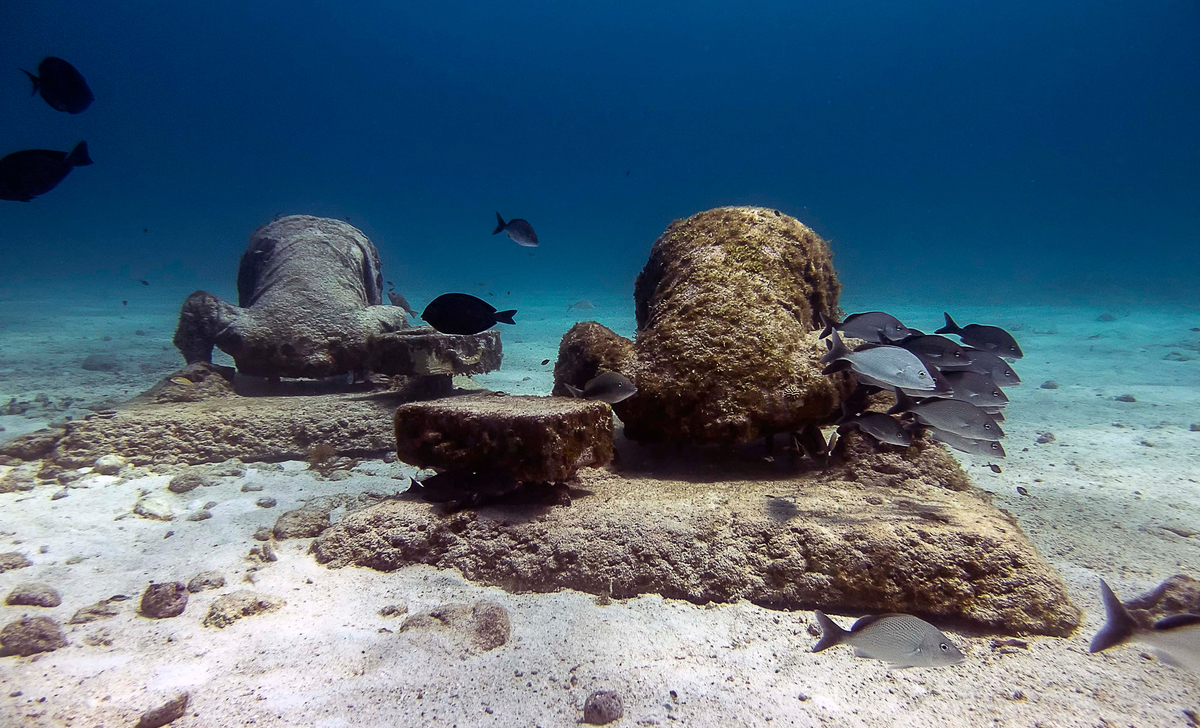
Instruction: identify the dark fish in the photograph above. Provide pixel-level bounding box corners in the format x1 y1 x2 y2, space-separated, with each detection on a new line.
143 228 149 233
493 212 539 247
988 464 1002 473
564 371 638 404
0 141 92 201
540 359 550 366
819 311 915 344
822 331 937 392
836 408 911 447
926 427 1006 457
936 313 1023 359
21 57 94 114
121 300 128 306
890 390 1004 441
813 611 965 668
899 335 970 367
941 370 1009 408
1090 579 1200 673
138 279 149 286
421 293 516 335
387 290 418 318
958 348 1021 386
567 300 594 312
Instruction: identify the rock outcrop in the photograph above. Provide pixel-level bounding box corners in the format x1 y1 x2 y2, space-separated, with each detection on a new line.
555 206 849 446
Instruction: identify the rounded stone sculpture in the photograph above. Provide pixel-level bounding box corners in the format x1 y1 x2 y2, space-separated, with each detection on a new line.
173 215 409 378
555 206 848 446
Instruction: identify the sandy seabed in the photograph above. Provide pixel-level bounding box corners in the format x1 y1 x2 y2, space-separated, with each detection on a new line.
0 287 1198 727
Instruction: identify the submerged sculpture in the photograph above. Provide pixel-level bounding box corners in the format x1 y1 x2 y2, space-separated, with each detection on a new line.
173 215 410 378
556 206 849 446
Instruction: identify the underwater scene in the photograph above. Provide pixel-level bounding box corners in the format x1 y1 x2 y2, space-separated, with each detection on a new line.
1 1 1199 726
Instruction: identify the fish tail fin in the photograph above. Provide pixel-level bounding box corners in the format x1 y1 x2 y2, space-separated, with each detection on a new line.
66 141 92 167
564 383 582 398
493 309 517 325
566 303 574 311
935 312 961 336
819 330 850 365
818 311 838 338
1089 579 1138 653
887 387 914 415
492 212 506 235
812 611 846 653
20 68 39 95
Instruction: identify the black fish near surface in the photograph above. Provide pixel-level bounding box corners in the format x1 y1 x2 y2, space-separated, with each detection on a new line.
421 293 516 335
21 57 94 114
0 141 92 201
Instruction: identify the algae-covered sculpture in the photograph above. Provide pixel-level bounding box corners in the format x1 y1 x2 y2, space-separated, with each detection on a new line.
555 206 850 446
173 215 410 378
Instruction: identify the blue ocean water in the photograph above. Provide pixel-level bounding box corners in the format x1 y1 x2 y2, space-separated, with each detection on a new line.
2 1 1197 307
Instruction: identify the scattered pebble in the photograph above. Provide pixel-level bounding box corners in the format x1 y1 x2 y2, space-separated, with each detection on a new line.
273 507 331 539
68 599 121 624
1114 394 1137 403
186 510 212 522
1191 424 1200 432
0 553 31 573
1036 432 1056 444
379 604 408 617
4 582 62 607
253 526 272 541
582 690 624 725
135 691 189 728
134 496 174 521
1040 380 1058 390
168 472 212 493
50 489 68 500
139 582 188 619
0 616 66 656
93 454 125 475
187 571 227 593
1016 486 1030 496
202 590 284 629
241 482 264 492
255 497 277 509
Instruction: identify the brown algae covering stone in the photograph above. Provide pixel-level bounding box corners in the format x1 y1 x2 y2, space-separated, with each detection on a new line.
0 615 66 656
583 690 624 725
273 507 332 539
139 582 188 619
314 439 1078 636
555 206 849 446
203 590 284 628
394 393 614 483
135 691 189 728
4 582 62 607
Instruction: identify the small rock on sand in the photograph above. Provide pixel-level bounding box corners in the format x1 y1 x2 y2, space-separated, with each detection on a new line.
273 507 331 539
139 582 188 619
187 570 226 593
135 691 189 728
1036 432 1056 444
93 454 125 475
583 690 624 725
241 482 264 492
1040 380 1058 390
0 616 66 656
400 601 510 652
167 472 212 493
1115 394 1137 402
202 590 283 629
4 582 61 607
253 526 272 541
68 599 121 624
0 553 31 573
134 496 174 521
81 354 121 373
255 497 277 508
186 510 212 522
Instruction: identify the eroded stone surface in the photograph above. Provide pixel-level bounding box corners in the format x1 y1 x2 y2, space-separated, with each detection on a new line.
399 601 510 652
203 590 284 628
394 393 613 483
0 616 66 656
314 438 1077 635
367 329 503 376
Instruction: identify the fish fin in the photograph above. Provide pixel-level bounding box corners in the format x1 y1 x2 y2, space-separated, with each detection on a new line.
821 360 851 375
493 309 516 325
563 383 582 398
1089 579 1138 653
886 388 914 415
20 68 39 95
492 212 506 235
1152 613 1200 630
66 141 92 167
812 611 846 653
836 401 851 424
934 312 961 336
819 329 850 365
818 311 837 338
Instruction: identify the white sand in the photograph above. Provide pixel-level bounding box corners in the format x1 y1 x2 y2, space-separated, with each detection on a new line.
1 289 1198 726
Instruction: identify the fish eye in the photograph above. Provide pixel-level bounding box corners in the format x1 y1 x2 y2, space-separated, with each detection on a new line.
984 424 992 430
918 371 927 378
940 643 948 651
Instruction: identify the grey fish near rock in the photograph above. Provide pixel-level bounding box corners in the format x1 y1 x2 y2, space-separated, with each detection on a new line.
819 311 915 344
22 57 94 114
836 408 911 447
941 370 1009 408
889 390 1004 441
957 348 1022 386
0 141 92 202
925 427 1007 457
812 611 965 669
421 293 516 335
898 334 970 367
564 371 638 404
1090 579 1200 673
936 313 1023 359
821 331 937 392
386 288 418 319
493 212 539 247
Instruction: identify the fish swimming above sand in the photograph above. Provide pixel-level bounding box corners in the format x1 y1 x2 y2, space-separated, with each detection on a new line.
836 407 911 447
0 141 92 201
898 334 970 367
493 213 539 247
1090 579 1200 673
821 331 937 392
819 311 915 344
941 370 1009 408
812 611 965 669
564 371 638 404
567 300 594 312
936 313 1023 359
21 57 94 114
957 348 1021 386
421 293 516 335
924 427 1007 457
889 389 1005 441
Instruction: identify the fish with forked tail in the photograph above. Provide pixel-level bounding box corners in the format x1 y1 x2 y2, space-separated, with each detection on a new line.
936 313 1023 359
421 293 516 335
812 611 965 669
493 212 539 247
1090 578 1200 673
22 57 94 114
0 141 92 201
564 371 637 404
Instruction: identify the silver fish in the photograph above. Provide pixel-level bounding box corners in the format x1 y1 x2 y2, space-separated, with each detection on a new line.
820 311 915 344
958 348 1021 386
926 427 1006 457
889 390 1004 441
941 370 1009 408
821 331 937 392
936 313 1023 359
1090 579 1200 673
493 212 539 247
564 371 637 404
836 410 911 447
898 334 970 367
813 611 965 669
